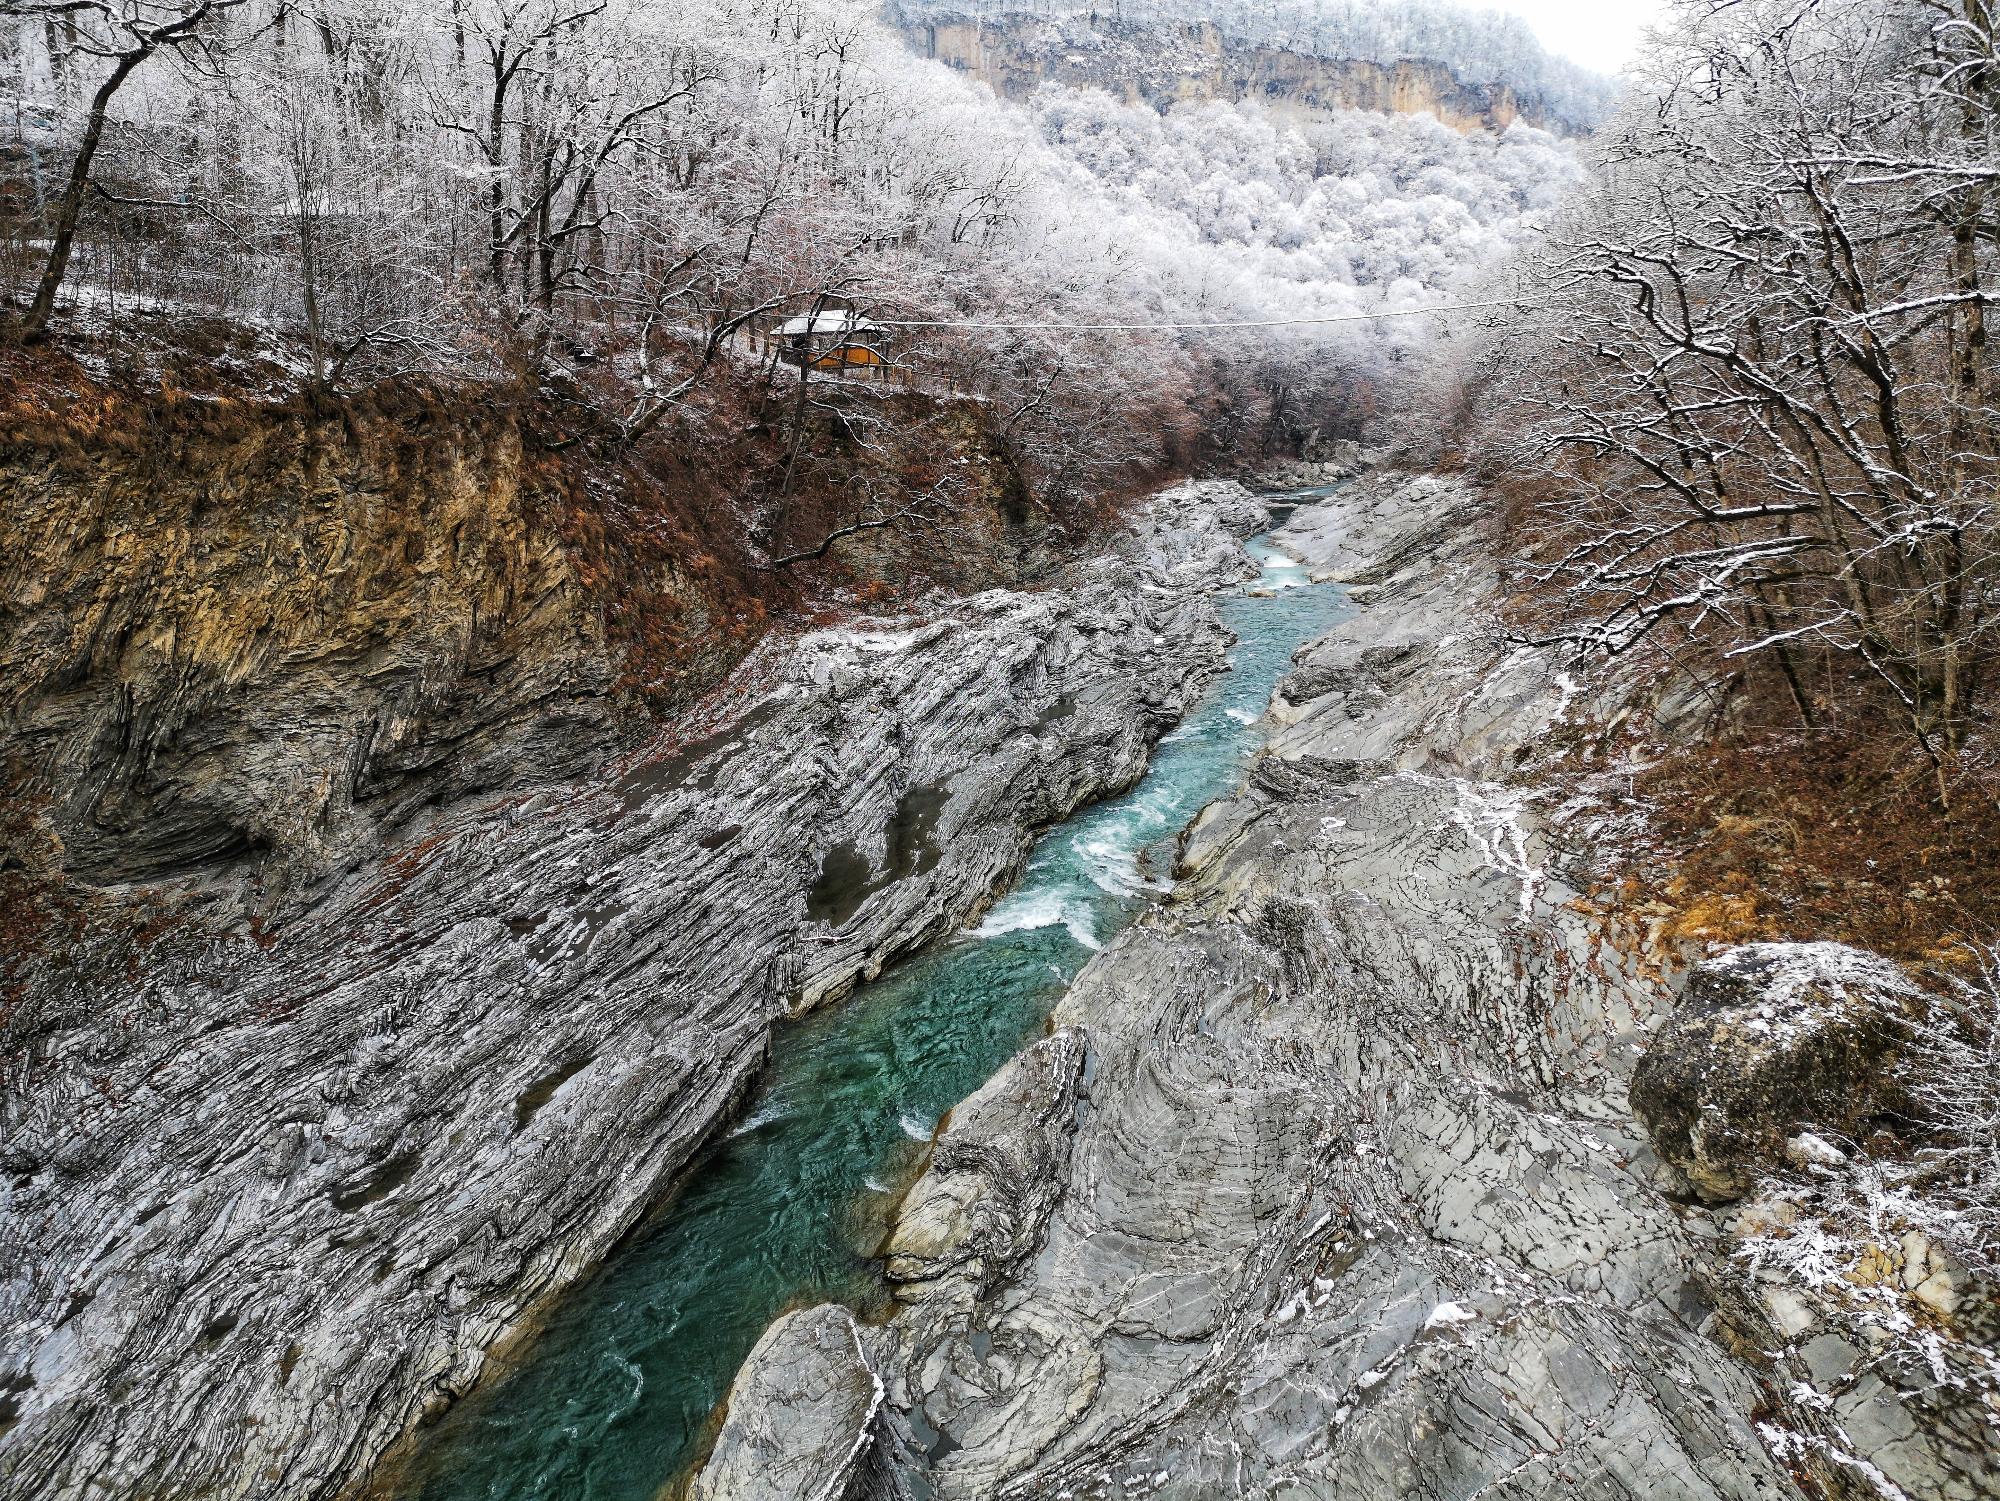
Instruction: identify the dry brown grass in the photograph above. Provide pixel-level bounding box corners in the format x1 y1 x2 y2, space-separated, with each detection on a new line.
1617 720 2000 969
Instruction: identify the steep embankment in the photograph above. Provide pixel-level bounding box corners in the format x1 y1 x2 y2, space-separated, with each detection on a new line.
0 377 617 896
899 13 1565 134
0 471 1264 1501
0 342 1073 925
693 474 1999 1501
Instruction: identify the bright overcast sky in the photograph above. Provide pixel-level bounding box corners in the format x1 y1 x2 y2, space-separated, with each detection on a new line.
1487 0 1666 74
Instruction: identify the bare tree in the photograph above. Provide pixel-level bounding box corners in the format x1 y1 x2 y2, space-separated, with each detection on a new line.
1486 0 1999 801
4 0 255 341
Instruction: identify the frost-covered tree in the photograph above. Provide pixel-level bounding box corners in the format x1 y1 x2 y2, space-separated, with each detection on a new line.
0 0 1582 490
1485 0 1999 802
1 0 257 341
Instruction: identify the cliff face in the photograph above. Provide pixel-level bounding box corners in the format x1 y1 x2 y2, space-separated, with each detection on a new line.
0 384 619 899
901 16 1551 135
0 348 1079 925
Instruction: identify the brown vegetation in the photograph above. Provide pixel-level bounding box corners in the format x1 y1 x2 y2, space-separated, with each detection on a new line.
1616 712 2000 969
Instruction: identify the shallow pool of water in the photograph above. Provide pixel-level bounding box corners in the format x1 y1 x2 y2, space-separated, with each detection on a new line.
400 527 1349 1501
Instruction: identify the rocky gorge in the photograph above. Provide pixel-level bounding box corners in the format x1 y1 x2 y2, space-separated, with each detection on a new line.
5 458 1994 1501
0 476 1267 1501
691 473 2000 1501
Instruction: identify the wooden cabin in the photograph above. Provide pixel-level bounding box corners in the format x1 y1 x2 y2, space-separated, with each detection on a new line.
809 339 892 373
773 308 893 372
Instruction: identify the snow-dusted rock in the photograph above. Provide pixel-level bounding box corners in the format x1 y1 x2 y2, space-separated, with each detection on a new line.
1631 943 1921 1202
0 481 1260 1501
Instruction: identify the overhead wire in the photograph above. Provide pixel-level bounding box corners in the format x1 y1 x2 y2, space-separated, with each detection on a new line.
875 299 1517 332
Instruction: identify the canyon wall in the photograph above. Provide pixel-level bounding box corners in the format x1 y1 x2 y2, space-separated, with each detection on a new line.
899 15 1562 135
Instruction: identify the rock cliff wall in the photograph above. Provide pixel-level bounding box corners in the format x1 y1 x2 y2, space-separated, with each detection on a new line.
900 15 1558 135
0 387 619 896
0 357 1078 930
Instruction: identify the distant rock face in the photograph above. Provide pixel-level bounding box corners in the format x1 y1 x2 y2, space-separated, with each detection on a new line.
1630 943 1922 1203
0 480 1257 1501
900 15 1558 135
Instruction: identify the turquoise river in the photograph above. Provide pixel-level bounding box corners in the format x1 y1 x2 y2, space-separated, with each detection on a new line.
403 515 1350 1501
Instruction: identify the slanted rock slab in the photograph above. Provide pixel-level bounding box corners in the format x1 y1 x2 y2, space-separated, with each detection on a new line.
691 1304 883 1501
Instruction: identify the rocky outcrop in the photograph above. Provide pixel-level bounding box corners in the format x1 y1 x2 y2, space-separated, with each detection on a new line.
0 480 1259 1501
1242 441 1372 494
897 13 1572 135
883 1026 1087 1293
0 396 619 894
1630 945 2000 1501
1630 943 1923 1203
690 1305 886 1501
0 368 1076 919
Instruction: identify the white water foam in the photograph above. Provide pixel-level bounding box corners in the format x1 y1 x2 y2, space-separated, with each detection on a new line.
1071 832 1146 897
725 1099 790 1138
899 1112 935 1141
973 889 1102 950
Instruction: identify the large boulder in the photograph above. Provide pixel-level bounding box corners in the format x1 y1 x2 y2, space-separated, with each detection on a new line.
1631 942 1922 1202
689 1303 883 1501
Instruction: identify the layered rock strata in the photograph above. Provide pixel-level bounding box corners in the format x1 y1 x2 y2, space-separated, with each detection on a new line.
897 14 1571 134
698 473 1991 1500
0 480 1261 1501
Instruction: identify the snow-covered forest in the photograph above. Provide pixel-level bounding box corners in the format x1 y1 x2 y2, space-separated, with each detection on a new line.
0 0 1585 492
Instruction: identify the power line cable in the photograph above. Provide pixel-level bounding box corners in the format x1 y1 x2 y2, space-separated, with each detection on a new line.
876 300 1516 332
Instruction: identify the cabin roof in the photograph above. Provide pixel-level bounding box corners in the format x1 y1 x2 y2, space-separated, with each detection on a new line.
777 310 886 337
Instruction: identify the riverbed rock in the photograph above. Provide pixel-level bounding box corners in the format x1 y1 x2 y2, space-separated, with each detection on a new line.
690 1304 884 1501
694 470 2000 1501
694 471 1798 1501
0 481 1259 1501
884 1026 1086 1294
1630 943 1923 1203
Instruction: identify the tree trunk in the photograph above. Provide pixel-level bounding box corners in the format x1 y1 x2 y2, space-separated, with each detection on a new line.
297 207 326 394
18 46 149 344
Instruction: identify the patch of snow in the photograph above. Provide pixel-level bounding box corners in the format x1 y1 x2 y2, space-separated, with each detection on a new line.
1423 1301 1479 1331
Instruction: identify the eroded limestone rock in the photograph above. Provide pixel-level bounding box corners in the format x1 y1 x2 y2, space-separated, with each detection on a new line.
0 481 1259 1501
693 472 1798 1501
690 1304 883 1501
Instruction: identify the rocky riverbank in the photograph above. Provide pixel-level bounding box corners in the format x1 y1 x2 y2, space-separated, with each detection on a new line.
0 479 1264 1501
694 473 1999 1500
